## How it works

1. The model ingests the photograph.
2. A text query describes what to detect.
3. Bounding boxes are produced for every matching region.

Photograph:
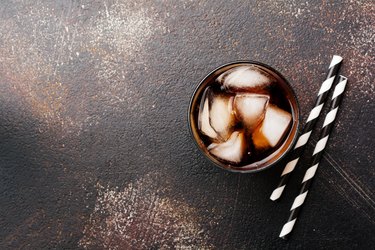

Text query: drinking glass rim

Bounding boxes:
[188,60,301,173]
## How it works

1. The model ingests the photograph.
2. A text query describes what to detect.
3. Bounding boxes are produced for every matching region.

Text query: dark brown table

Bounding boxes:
[1,0,374,249]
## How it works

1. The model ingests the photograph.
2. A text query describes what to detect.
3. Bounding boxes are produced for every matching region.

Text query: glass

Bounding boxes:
[188,61,300,173]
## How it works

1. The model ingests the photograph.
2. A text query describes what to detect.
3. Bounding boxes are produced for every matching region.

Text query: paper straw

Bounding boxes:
[279,75,348,239]
[270,55,343,201]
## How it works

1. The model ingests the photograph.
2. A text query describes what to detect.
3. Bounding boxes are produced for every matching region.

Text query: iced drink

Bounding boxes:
[189,62,299,172]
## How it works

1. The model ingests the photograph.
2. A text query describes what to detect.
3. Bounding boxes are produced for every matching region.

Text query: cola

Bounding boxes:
[189,62,299,171]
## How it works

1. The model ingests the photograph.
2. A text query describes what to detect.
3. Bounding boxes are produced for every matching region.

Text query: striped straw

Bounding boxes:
[270,55,343,201]
[279,75,348,239]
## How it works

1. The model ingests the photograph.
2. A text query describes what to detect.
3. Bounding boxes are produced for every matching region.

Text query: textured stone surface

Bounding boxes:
[0,0,374,249]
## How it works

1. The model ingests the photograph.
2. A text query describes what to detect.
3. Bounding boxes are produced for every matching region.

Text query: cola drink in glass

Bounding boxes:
[188,61,300,173]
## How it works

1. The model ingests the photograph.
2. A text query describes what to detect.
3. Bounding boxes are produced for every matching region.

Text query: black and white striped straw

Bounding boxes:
[279,75,348,239]
[270,55,343,201]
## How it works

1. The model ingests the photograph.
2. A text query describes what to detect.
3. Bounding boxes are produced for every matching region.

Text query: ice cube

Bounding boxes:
[198,88,218,139]
[217,66,271,90]
[234,94,269,130]
[208,131,246,163]
[208,90,236,141]
[252,104,292,149]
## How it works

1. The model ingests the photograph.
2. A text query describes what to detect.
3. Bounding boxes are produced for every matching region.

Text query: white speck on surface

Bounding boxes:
[339,2,375,96]
[83,1,165,112]
[87,3,158,59]
[0,0,165,134]
[259,0,374,97]
[260,0,311,18]
[79,174,213,249]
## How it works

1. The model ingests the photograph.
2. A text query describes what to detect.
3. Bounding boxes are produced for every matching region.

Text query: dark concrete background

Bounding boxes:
[0,0,374,249]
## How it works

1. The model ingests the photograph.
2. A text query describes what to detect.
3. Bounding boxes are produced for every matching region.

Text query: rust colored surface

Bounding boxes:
[0,0,374,249]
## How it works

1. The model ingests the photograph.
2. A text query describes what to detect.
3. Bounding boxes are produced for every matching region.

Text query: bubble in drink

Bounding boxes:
[192,64,295,168]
